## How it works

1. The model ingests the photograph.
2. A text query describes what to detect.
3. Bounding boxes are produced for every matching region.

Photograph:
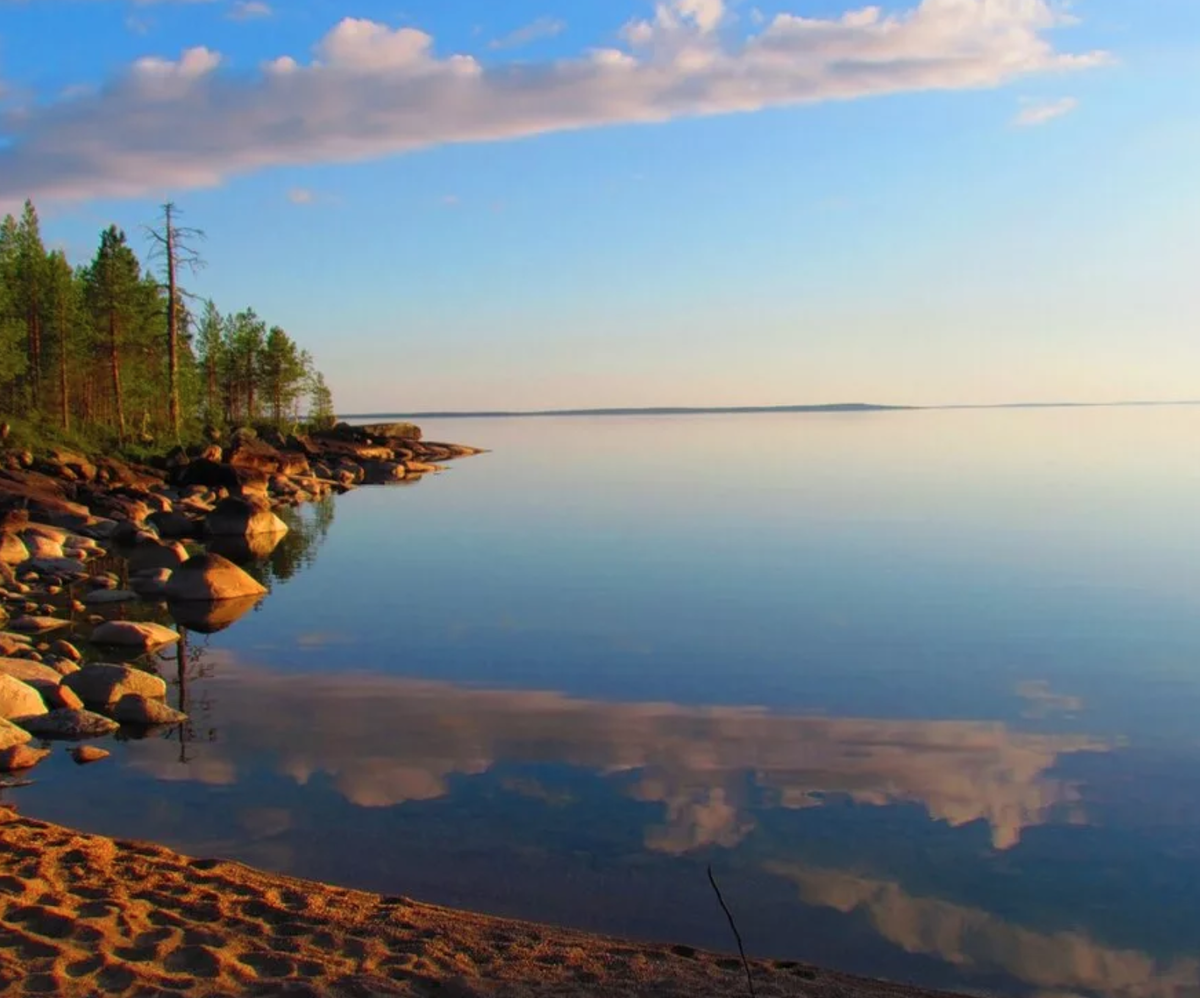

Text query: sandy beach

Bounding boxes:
[0,808,961,998]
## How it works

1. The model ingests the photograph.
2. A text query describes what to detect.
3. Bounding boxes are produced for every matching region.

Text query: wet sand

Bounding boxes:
[0,809,962,998]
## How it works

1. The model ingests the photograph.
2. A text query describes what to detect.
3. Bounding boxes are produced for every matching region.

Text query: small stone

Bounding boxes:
[50,639,82,662]
[70,745,110,765]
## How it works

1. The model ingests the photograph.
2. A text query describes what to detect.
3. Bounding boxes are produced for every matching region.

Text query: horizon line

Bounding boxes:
[339,399,1200,420]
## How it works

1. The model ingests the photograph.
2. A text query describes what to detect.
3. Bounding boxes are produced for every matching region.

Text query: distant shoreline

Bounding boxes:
[342,399,1200,420]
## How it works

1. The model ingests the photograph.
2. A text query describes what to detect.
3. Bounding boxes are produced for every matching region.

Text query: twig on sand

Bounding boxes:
[707,864,756,998]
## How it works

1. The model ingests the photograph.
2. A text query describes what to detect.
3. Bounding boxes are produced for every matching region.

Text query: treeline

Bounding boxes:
[0,199,335,450]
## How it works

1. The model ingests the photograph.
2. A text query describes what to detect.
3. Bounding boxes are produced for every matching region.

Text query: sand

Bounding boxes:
[0,808,954,998]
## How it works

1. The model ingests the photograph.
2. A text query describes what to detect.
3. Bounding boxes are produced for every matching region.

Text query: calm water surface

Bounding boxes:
[12,408,1200,998]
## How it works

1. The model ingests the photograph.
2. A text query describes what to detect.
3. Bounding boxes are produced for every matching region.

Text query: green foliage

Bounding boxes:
[0,199,336,449]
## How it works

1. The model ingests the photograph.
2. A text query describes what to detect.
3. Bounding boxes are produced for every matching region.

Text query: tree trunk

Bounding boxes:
[58,302,69,433]
[27,303,41,407]
[165,206,180,440]
[109,310,125,441]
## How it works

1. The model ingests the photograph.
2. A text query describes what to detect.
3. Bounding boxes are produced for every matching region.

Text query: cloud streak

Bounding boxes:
[0,0,1109,206]
[1013,95,1079,126]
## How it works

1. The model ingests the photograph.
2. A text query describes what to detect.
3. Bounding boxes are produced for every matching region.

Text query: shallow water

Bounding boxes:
[12,408,1200,997]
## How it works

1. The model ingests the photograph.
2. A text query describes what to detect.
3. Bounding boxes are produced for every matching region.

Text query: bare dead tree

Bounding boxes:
[145,203,205,440]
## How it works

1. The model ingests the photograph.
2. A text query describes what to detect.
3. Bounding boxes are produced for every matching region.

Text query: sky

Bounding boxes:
[0,0,1198,412]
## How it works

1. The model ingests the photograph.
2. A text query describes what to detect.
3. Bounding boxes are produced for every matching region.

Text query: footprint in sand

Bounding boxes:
[163,944,222,978]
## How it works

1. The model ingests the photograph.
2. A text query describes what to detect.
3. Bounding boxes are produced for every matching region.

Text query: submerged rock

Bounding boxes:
[83,589,140,606]
[70,744,110,764]
[112,694,187,726]
[63,663,167,706]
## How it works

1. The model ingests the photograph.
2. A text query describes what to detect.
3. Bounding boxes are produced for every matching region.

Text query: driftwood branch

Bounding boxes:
[707,865,756,998]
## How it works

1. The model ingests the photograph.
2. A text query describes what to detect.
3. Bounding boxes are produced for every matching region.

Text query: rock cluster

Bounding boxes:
[0,423,481,778]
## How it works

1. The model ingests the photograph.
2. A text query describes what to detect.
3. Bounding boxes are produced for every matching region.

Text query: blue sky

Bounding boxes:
[1,0,1198,412]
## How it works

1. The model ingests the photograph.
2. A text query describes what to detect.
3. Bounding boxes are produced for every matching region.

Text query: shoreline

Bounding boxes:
[0,809,962,998]
[0,423,961,997]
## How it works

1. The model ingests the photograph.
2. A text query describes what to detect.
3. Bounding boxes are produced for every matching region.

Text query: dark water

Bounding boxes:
[11,409,1200,998]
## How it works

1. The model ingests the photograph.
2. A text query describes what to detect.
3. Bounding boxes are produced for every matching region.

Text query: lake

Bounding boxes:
[11,407,1200,998]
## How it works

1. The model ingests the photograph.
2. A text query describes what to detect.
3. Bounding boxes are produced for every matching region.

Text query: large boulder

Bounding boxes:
[164,553,267,602]
[0,533,28,565]
[227,438,285,474]
[112,694,187,726]
[0,658,64,691]
[90,620,180,652]
[21,532,64,560]
[0,674,48,721]
[174,459,267,499]
[204,497,289,538]
[63,663,167,706]
[128,537,188,574]
[46,448,97,482]
[21,708,120,739]
[0,716,32,751]
[146,510,196,539]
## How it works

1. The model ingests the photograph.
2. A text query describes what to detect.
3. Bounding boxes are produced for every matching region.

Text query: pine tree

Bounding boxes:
[84,226,144,441]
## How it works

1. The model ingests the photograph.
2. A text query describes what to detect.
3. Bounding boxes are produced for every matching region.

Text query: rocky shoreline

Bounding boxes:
[0,421,483,779]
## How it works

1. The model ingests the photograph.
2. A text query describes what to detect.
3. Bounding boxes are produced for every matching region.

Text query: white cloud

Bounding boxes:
[286,186,315,204]
[0,0,1110,207]
[1013,95,1079,126]
[229,0,271,20]
[488,16,566,51]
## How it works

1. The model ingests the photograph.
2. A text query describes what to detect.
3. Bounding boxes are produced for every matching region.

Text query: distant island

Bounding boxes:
[343,400,1200,420]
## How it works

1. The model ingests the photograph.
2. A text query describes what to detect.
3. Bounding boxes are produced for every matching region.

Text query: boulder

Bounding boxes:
[147,510,196,539]
[46,448,97,481]
[360,460,407,485]
[129,537,188,575]
[0,744,51,771]
[175,458,251,497]
[0,716,32,751]
[20,708,120,739]
[112,694,187,726]
[43,684,84,711]
[130,568,173,599]
[90,621,180,652]
[49,639,81,662]
[0,533,28,565]
[227,438,285,474]
[9,616,70,635]
[71,745,110,764]
[21,533,64,559]
[63,663,167,706]
[204,497,289,538]
[0,658,64,690]
[0,634,32,656]
[0,674,48,721]
[164,553,267,602]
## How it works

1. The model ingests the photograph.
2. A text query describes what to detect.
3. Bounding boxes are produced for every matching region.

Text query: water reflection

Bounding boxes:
[767,863,1200,998]
[123,664,1108,852]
